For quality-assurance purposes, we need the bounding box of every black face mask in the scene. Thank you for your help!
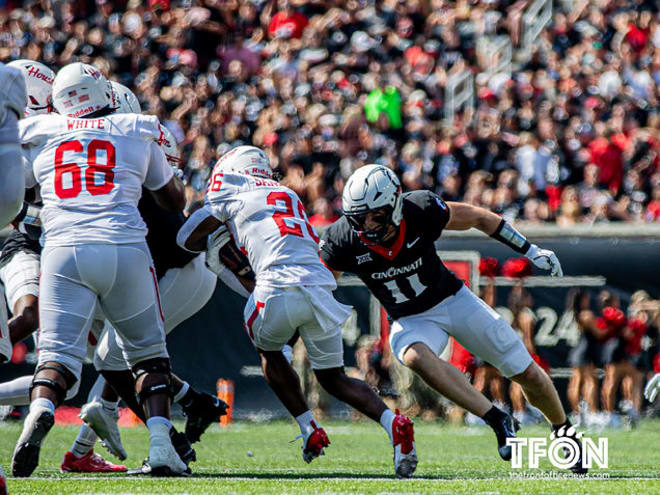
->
[346,208,392,245]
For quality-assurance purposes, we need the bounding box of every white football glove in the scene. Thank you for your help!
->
[525,244,563,277]
[644,373,660,403]
[205,224,232,276]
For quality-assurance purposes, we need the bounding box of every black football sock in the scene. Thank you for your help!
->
[482,405,508,428]
[551,418,573,434]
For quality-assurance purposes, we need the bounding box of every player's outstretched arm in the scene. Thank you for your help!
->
[445,202,563,277]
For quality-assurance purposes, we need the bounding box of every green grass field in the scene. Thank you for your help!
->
[1,419,659,494]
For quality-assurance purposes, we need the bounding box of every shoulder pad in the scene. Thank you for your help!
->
[104,113,162,141]
[19,114,65,147]
[206,172,250,200]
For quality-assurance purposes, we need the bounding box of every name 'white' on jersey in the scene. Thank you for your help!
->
[204,171,336,288]
[20,113,173,246]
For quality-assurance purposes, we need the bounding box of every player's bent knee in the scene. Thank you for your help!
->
[132,357,172,403]
[314,367,345,392]
[511,361,548,389]
[31,361,77,405]
[402,342,428,370]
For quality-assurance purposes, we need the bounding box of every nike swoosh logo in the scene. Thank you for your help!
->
[406,238,420,248]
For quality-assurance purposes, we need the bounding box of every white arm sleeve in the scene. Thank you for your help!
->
[176,207,213,252]
[143,141,174,191]
[216,265,251,298]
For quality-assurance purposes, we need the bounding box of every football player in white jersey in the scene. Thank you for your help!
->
[0,75,219,474]
[0,62,28,364]
[66,82,227,474]
[177,146,418,478]
[12,62,188,478]
[0,65,124,473]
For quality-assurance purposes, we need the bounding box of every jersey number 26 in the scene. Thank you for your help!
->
[267,191,319,243]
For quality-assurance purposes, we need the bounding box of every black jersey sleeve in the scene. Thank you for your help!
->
[319,220,353,273]
[415,191,451,240]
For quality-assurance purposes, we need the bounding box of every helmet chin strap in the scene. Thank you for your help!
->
[84,105,114,118]
[361,223,397,246]
[379,224,399,245]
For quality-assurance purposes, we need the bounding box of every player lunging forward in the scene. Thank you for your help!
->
[177,146,418,478]
[320,164,586,473]
[13,62,187,477]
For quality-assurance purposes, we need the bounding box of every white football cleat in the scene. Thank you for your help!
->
[391,410,417,478]
[148,423,189,477]
[80,401,127,460]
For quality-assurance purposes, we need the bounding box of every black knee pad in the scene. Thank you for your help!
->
[132,358,172,404]
[30,362,77,404]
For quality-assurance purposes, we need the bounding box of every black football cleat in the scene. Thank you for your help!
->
[170,427,196,465]
[182,392,228,443]
[553,425,588,475]
[490,413,521,461]
[11,408,55,477]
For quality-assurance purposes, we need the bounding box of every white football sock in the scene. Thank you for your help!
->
[71,423,97,458]
[295,410,317,438]
[146,416,172,433]
[380,409,395,443]
[31,397,55,415]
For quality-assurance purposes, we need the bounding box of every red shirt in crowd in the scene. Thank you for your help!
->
[268,11,308,39]
[646,200,660,221]
[626,22,650,53]
[625,318,647,356]
[588,135,627,194]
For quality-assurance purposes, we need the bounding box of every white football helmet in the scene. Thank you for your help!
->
[52,63,113,118]
[342,164,403,243]
[7,59,55,116]
[110,81,141,114]
[158,125,182,167]
[214,145,272,179]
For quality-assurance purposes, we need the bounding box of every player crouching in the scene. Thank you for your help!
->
[320,164,587,473]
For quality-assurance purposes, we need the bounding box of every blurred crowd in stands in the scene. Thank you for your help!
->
[2,0,660,224]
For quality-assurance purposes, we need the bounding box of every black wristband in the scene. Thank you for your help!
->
[490,219,531,254]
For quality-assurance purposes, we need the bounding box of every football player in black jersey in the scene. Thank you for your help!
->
[320,164,585,473]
